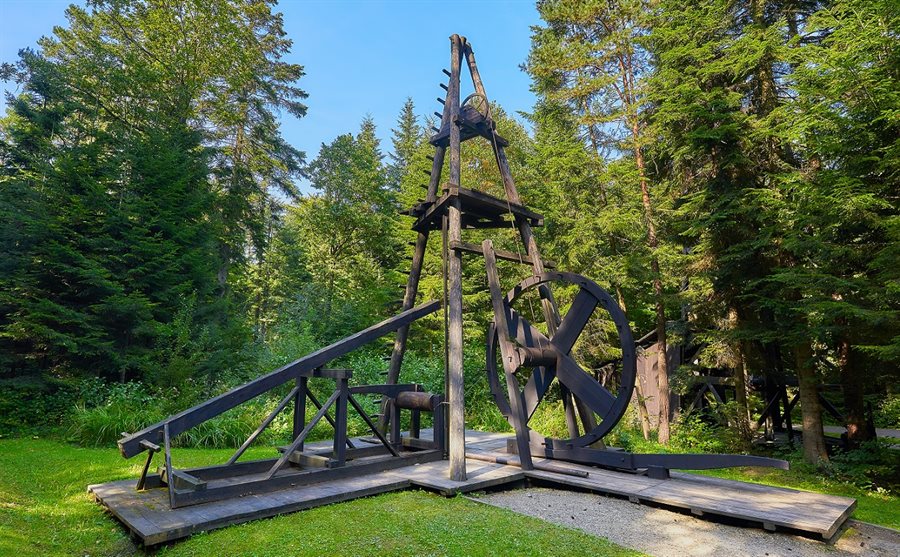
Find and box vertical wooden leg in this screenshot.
[334,378,348,465]
[390,399,402,448]
[433,396,446,455]
[294,376,308,450]
[163,423,174,508]
[446,34,466,483]
[410,408,421,439]
[136,449,154,491]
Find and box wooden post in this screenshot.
[378,145,447,433]
[333,378,349,464]
[293,376,307,448]
[464,41,595,438]
[446,34,466,481]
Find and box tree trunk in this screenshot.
[729,307,752,443]
[634,379,652,440]
[634,121,669,444]
[795,343,829,465]
[837,335,873,445]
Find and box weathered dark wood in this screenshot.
[446,34,466,482]
[163,423,174,508]
[170,470,207,491]
[351,384,419,397]
[293,376,307,442]
[410,185,543,233]
[465,450,585,478]
[450,240,555,268]
[171,449,441,508]
[267,390,340,479]
[483,239,533,471]
[348,393,401,457]
[428,106,509,148]
[394,391,440,411]
[136,447,155,491]
[287,452,334,468]
[333,378,349,464]
[119,300,440,458]
[305,386,355,450]
[227,385,299,465]
[92,430,856,545]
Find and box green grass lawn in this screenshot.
[0,438,642,557]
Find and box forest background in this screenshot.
[0,0,897,493]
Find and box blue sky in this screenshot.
[1,0,541,188]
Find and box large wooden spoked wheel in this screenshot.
[486,272,636,447]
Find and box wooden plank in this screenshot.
[450,240,555,268]
[388,458,524,496]
[410,186,543,233]
[91,473,411,545]
[449,185,544,224]
[92,429,856,544]
[119,300,440,458]
[428,106,509,148]
[483,239,533,471]
[171,449,440,508]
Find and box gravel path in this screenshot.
[475,487,900,557]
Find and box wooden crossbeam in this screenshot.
[449,241,556,268]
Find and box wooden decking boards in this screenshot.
[89,430,857,546]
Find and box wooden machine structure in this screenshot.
[102,36,811,542]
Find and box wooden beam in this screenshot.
[119,300,441,458]
[483,239,533,471]
[446,34,466,482]
[449,240,555,268]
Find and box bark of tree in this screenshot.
[729,307,752,443]
[635,123,670,444]
[795,342,829,464]
[837,335,874,445]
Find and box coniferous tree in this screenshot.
[527,0,678,443]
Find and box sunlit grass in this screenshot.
[0,438,642,557]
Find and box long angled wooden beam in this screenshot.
[483,240,533,471]
[463,39,590,436]
[118,300,441,458]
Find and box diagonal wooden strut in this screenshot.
[483,239,534,470]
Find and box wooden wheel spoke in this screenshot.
[555,355,615,417]
[508,306,615,419]
[551,288,597,355]
[522,367,554,420]
[507,308,556,417]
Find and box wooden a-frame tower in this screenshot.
[382,34,596,481]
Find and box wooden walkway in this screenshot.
[89,430,856,546]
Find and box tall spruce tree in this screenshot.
[0,0,306,383]
[527,0,679,442]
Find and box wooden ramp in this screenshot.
[89,430,856,546]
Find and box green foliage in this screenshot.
[826,441,900,494]
[0,377,75,435]
[874,395,900,429]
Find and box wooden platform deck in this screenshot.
[89,430,856,546]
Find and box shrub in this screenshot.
[875,395,900,429]
[0,376,76,435]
